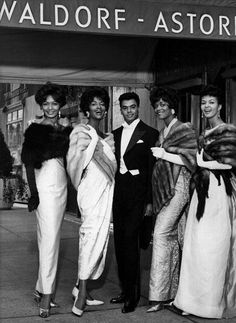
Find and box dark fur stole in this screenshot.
[162,122,198,173]
[152,122,197,215]
[194,123,236,221]
[21,123,72,169]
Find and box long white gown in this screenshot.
[174,171,231,318]
[76,128,116,280]
[35,158,67,294]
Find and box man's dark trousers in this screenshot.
[113,171,146,303]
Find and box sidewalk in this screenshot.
[0,205,235,323]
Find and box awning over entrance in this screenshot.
[0,27,157,86]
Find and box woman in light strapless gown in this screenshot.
[174,85,236,319]
[21,83,72,318]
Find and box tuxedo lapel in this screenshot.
[125,121,146,155]
[115,127,123,161]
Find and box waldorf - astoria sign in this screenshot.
[0,0,236,40]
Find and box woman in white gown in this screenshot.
[21,83,72,318]
[174,85,236,319]
[66,87,117,317]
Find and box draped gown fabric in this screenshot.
[35,158,67,294]
[76,128,117,280]
[174,128,236,319]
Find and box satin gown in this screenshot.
[174,172,236,318]
[35,158,67,294]
[76,136,116,280]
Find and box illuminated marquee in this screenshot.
[0,0,236,40]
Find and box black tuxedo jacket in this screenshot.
[113,120,159,205]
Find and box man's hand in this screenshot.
[144,203,153,217]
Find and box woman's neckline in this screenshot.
[205,122,225,135]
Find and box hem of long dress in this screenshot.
[35,287,55,294]
[149,295,175,302]
[222,308,236,319]
[173,298,223,319]
[78,273,102,281]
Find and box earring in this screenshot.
[201,112,204,118]
[86,111,90,118]
[171,109,175,115]
[217,112,220,118]
[58,110,61,118]
[104,111,107,118]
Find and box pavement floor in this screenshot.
[0,204,235,323]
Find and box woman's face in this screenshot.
[88,96,106,120]
[201,95,221,119]
[153,98,172,120]
[42,95,60,119]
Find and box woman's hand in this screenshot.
[70,124,92,151]
[197,149,232,169]
[28,193,39,212]
[58,116,71,127]
[196,149,205,167]
[151,147,165,159]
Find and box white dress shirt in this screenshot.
[120,118,140,174]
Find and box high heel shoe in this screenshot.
[33,290,59,308]
[147,303,163,313]
[39,307,50,318]
[72,286,104,306]
[72,294,86,317]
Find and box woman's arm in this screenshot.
[25,165,39,212]
[151,147,184,166]
[197,149,232,170]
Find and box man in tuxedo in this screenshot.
[110,92,159,313]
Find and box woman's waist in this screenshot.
[35,158,66,180]
[41,157,64,167]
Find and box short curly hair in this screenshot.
[80,87,110,115]
[35,82,67,108]
[118,92,140,107]
[150,87,179,112]
[200,85,223,105]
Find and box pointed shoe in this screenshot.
[147,303,163,313]
[72,305,84,317]
[72,294,86,317]
[33,290,59,308]
[86,299,104,306]
[72,286,104,306]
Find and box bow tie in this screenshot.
[122,123,132,129]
